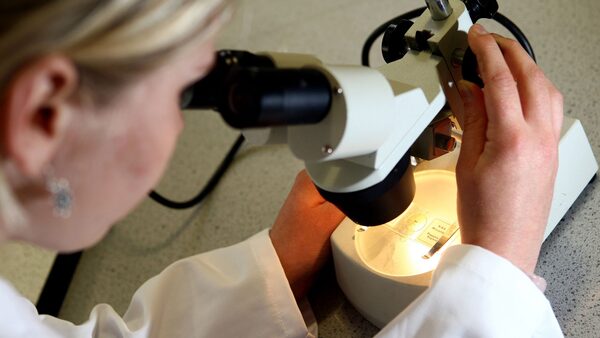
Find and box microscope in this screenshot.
[183,0,598,328]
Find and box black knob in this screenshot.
[462,47,484,88]
[461,0,498,22]
[381,19,414,63]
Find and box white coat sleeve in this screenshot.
[376,244,564,338]
[0,229,314,338]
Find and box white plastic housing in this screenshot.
[288,66,397,161]
[545,117,599,238]
[243,0,474,195]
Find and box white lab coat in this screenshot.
[0,229,564,337]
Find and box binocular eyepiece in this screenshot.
[181,50,332,129]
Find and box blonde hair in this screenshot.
[0,0,232,231]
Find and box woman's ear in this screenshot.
[0,55,78,177]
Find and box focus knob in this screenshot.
[461,47,484,88]
[381,19,414,63]
[461,0,498,22]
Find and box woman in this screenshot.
[0,0,564,337]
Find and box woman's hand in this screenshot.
[456,24,563,274]
[270,170,345,299]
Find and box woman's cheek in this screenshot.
[130,111,183,185]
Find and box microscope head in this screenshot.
[182,0,499,226]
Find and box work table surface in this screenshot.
[3,0,598,336]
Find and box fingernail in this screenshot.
[457,80,472,103]
[471,24,488,35]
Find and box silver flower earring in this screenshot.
[46,172,73,218]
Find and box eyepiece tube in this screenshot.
[220,68,332,129]
[182,50,332,129]
[181,50,276,110]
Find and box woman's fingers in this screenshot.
[457,27,563,275]
[467,24,523,130]
[491,33,564,140]
[457,80,487,171]
[492,34,553,131]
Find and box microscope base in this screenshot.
[330,116,598,328]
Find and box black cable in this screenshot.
[36,251,82,316]
[361,9,536,67]
[361,7,426,67]
[149,134,245,209]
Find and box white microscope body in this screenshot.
[207,0,599,328]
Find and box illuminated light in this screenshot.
[355,170,461,277]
